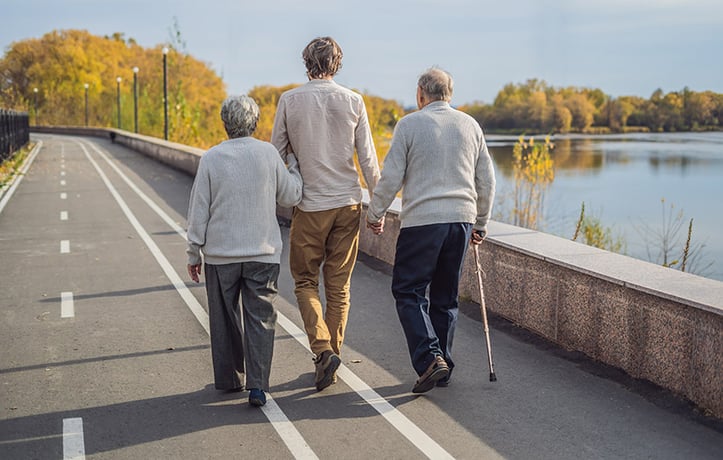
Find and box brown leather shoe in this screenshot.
[314,350,341,391]
[412,356,449,394]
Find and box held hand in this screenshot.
[366,217,384,235]
[187,264,202,283]
[471,229,486,245]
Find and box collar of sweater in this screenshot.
[422,100,451,111]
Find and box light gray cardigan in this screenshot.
[186,136,302,266]
[367,101,496,233]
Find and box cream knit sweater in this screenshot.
[367,101,496,232]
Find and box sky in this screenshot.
[2,0,723,107]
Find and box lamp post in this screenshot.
[133,67,139,133]
[33,87,38,125]
[84,83,89,127]
[162,47,169,140]
[116,77,122,129]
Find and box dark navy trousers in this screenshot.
[391,222,472,376]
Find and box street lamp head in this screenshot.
[117,77,122,83]
[84,83,89,89]
[162,47,169,55]
[33,87,38,93]
[133,66,139,73]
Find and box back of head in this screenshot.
[417,68,454,102]
[303,36,343,79]
[221,95,260,139]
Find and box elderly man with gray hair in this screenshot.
[367,68,496,393]
[186,95,302,407]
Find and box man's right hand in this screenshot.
[471,229,486,245]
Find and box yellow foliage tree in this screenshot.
[511,136,555,229]
[0,29,227,148]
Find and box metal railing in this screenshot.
[0,109,30,162]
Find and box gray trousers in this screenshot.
[205,262,279,391]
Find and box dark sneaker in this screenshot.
[436,378,450,387]
[314,350,341,391]
[412,356,449,394]
[248,388,266,407]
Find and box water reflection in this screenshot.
[485,132,723,281]
[489,137,605,177]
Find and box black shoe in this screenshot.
[412,356,449,394]
[248,388,266,407]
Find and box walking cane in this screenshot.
[473,244,497,382]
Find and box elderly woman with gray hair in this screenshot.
[186,95,302,407]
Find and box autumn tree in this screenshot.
[0,29,227,148]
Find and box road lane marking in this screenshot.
[81,139,454,460]
[78,142,209,333]
[61,292,74,318]
[0,141,43,215]
[84,142,186,238]
[61,171,66,176]
[60,180,66,186]
[61,192,67,200]
[276,313,455,460]
[60,240,70,253]
[61,211,68,221]
[62,417,86,460]
[77,140,319,460]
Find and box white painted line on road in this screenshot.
[84,142,187,238]
[62,417,86,460]
[263,396,319,460]
[61,292,74,318]
[61,192,67,200]
[60,180,66,186]
[0,141,43,216]
[81,140,454,460]
[61,211,68,221]
[276,312,454,460]
[78,142,209,334]
[79,140,318,460]
[61,170,66,176]
[60,240,70,253]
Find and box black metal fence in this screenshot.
[1,109,30,162]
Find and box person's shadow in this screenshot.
[0,384,265,457]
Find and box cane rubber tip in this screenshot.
[490,373,497,382]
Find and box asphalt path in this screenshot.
[1,134,721,459]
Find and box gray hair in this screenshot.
[220,95,260,138]
[417,68,454,102]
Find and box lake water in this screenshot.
[486,132,723,282]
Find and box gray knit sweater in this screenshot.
[186,137,302,266]
[367,101,496,232]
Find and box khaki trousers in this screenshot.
[289,205,361,356]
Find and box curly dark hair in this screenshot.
[302,37,343,79]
